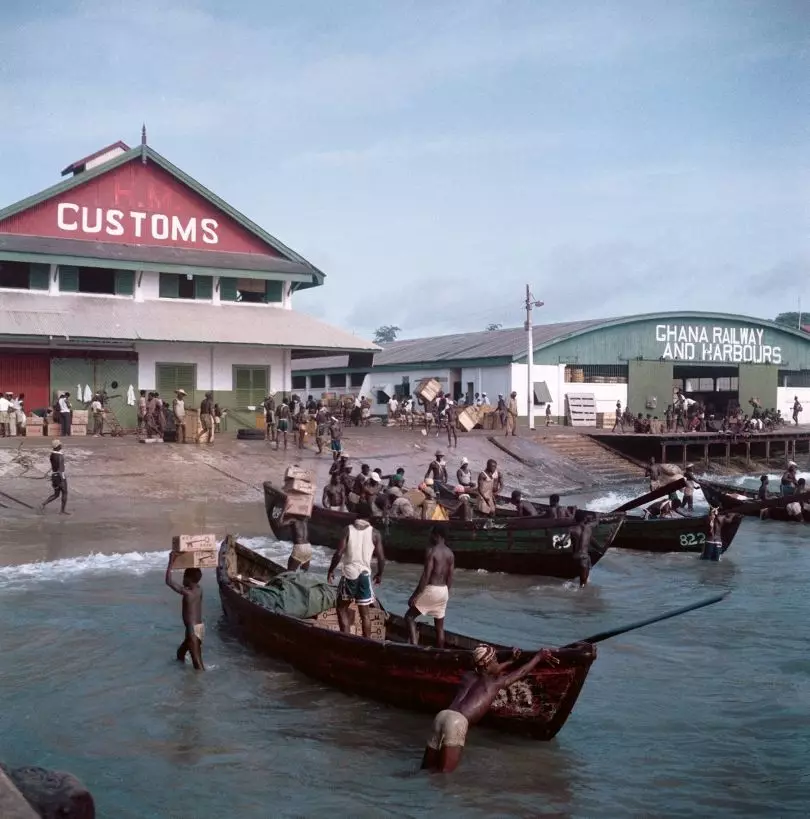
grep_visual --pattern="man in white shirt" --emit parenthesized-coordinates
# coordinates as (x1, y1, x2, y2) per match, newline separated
(90, 395, 104, 437)
(58, 392, 72, 437)
(0, 392, 10, 437)
(387, 395, 399, 423)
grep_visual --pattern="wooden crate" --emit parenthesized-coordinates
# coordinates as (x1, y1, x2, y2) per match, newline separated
(458, 406, 480, 432)
(285, 477, 314, 494)
(170, 550, 218, 570)
(285, 466, 314, 481)
(416, 378, 442, 404)
(72, 409, 89, 424)
(70, 424, 87, 436)
(25, 425, 43, 437)
(26, 415, 44, 427)
(284, 491, 314, 518)
(172, 534, 217, 552)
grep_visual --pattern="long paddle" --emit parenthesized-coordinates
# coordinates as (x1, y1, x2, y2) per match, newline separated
(565, 592, 729, 647)
(611, 477, 686, 514)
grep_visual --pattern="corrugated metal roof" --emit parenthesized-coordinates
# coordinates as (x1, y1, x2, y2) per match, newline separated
(291, 320, 608, 370)
(0, 292, 379, 352)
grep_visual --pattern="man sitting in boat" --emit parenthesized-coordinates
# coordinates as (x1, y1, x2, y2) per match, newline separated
(327, 512, 385, 638)
(476, 459, 502, 517)
(405, 524, 455, 648)
(422, 644, 559, 774)
(547, 494, 570, 519)
(781, 462, 798, 496)
(510, 490, 537, 517)
(757, 474, 770, 502)
(644, 496, 683, 519)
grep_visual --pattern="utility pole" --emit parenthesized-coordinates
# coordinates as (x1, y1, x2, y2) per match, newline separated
(525, 285, 544, 430)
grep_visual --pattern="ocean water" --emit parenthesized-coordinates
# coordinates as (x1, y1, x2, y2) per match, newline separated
(1, 505, 809, 816)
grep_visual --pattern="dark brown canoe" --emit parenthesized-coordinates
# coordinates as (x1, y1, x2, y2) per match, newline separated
(263, 482, 623, 578)
(699, 479, 810, 522)
(434, 485, 742, 554)
(217, 536, 596, 740)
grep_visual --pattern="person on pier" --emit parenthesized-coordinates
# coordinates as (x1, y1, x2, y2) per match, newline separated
(421, 644, 559, 773)
(405, 525, 455, 648)
(792, 396, 803, 426)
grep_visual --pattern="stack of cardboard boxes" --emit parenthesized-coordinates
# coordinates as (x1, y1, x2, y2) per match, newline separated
(170, 534, 219, 570)
(71, 409, 88, 436)
(283, 466, 315, 518)
(312, 604, 385, 640)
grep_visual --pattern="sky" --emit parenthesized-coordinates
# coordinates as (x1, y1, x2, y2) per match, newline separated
(0, 0, 807, 340)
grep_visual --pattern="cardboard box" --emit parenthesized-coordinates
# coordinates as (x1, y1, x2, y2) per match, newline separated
(26, 415, 44, 427)
(285, 466, 313, 482)
(25, 425, 43, 437)
(416, 378, 442, 404)
(70, 424, 87, 437)
(312, 606, 385, 639)
(170, 550, 218, 570)
(285, 477, 314, 494)
(72, 409, 89, 424)
(172, 533, 217, 552)
(284, 491, 314, 518)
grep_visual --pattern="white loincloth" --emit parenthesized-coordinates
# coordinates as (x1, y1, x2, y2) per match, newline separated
(290, 542, 313, 563)
(427, 709, 469, 749)
(413, 584, 449, 619)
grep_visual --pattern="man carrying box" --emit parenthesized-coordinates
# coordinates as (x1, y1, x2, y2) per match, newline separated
(165, 553, 205, 671)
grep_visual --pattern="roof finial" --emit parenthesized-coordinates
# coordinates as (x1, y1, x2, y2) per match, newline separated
(141, 123, 147, 164)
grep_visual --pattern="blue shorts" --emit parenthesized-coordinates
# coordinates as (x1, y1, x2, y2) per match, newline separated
(338, 573, 374, 606)
(700, 541, 722, 562)
(331, 440, 342, 453)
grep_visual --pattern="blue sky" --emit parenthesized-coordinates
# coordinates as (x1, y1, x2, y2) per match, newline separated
(1, 0, 807, 338)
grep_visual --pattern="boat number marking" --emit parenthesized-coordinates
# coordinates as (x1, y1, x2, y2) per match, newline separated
(552, 534, 571, 550)
(679, 533, 706, 547)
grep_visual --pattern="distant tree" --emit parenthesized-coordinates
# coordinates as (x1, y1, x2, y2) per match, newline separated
(773, 312, 808, 330)
(373, 325, 401, 343)
(485, 322, 503, 331)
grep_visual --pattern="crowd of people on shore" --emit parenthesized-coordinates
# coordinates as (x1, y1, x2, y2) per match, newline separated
(0, 391, 26, 437)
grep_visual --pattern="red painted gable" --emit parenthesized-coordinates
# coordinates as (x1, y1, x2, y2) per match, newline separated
(0, 159, 280, 257)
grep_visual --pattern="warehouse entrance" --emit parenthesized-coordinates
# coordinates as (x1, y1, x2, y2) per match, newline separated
(672, 363, 778, 418)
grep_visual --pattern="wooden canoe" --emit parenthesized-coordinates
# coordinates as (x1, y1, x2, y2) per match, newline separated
(217, 536, 596, 740)
(263, 482, 623, 578)
(436, 485, 742, 554)
(699, 479, 810, 522)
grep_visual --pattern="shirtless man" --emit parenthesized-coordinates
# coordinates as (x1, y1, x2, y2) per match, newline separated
(276, 401, 291, 450)
(315, 404, 330, 454)
(445, 402, 458, 448)
(327, 514, 385, 638)
(41, 439, 69, 514)
(425, 451, 448, 485)
(701, 507, 731, 561)
(329, 417, 343, 460)
(547, 494, 568, 520)
(263, 394, 277, 442)
(570, 512, 597, 587)
(322, 473, 346, 511)
(165, 555, 205, 670)
(405, 525, 455, 648)
(505, 391, 518, 437)
(476, 459, 502, 516)
(510, 490, 537, 517)
(287, 516, 312, 571)
(645, 457, 662, 492)
(422, 644, 559, 773)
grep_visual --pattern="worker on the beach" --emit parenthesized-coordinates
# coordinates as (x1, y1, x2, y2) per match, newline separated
(197, 391, 214, 445)
(612, 400, 624, 433)
(792, 396, 802, 425)
(165, 554, 205, 671)
(40, 439, 69, 515)
(781, 462, 798, 496)
(422, 644, 559, 773)
(505, 391, 518, 436)
(510, 490, 537, 517)
(315, 404, 330, 454)
(287, 516, 312, 572)
(701, 507, 725, 561)
(405, 524, 455, 648)
(263, 394, 277, 443)
(682, 466, 696, 512)
(172, 389, 187, 444)
(276, 401, 291, 450)
(545, 403, 552, 426)
(645, 457, 661, 492)
(329, 416, 343, 459)
(322, 473, 346, 511)
(445, 401, 458, 448)
(476, 459, 502, 516)
(327, 512, 385, 638)
(570, 513, 597, 587)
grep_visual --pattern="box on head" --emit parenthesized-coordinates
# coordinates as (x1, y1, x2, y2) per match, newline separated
(170, 533, 218, 570)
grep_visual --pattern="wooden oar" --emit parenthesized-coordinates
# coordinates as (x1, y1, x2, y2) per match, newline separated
(611, 477, 686, 514)
(565, 592, 729, 647)
(0, 489, 36, 510)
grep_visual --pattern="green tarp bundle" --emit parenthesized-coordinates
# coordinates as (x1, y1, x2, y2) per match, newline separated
(247, 571, 337, 619)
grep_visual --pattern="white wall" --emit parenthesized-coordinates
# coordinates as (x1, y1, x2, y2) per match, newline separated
(776, 387, 810, 423)
(136, 342, 287, 392)
(460, 365, 511, 404)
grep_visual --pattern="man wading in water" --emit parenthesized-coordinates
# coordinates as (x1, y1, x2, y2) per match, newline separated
(422, 644, 559, 773)
(405, 525, 455, 648)
(165, 555, 205, 670)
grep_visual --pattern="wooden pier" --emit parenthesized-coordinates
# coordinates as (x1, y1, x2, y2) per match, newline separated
(590, 430, 810, 470)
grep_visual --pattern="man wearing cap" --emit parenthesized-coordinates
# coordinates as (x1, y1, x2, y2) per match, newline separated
(405, 524, 455, 648)
(41, 440, 70, 514)
(425, 451, 448, 485)
(505, 391, 518, 437)
(172, 389, 187, 443)
(327, 511, 385, 638)
(456, 457, 473, 490)
(422, 643, 559, 773)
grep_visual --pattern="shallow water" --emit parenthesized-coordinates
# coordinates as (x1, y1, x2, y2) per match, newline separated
(1, 492, 810, 817)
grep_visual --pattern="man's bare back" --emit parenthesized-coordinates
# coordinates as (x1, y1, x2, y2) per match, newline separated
(424, 541, 454, 586)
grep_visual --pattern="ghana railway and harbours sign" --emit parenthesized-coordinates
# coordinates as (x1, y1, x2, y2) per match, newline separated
(655, 324, 783, 364)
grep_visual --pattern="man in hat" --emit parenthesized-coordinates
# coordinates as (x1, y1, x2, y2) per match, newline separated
(41, 439, 69, 514)
(172, 389, 187, 443)
(425, 451, 448, 485)
(456, 457, 473, 490)
(405, 524, 455, 648)
(197, 392, 214, 444)
(422, 643, 559, 773)
(505, 391, 518, 436)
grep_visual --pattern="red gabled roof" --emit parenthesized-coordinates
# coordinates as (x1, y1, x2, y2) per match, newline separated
(61, 141, 131, 176)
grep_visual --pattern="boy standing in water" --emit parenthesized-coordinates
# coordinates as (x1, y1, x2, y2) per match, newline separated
(165, 554, 205, 670)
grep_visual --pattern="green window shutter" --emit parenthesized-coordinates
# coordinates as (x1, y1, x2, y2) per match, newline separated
(234, 367, 268, 407)
(219, 277, 237, 302)
(29, 263, 50, 290)
(159, 273, 179, 298)
(195, 275, 213, 300)
(59, 265, 79, 292)
(115, 269, 135, 296)
(264, 280, 284, 303)
(156, 364, 196, 396)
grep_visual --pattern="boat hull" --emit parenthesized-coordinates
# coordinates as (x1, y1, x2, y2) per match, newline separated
(700, 480, 810, 522)
(615, 513, 742, 553)
(264, 482, 622, 578)
(217, 538, 596, 740)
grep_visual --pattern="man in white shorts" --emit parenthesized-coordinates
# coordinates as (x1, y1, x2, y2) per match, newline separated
(405, 524, 454, 648)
